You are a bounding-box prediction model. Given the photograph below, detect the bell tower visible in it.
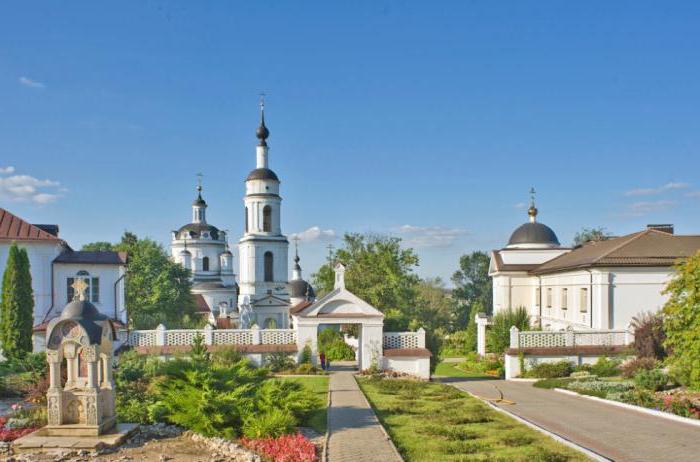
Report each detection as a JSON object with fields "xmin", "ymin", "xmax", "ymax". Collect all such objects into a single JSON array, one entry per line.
[{"xmin": 237, "ymin": 98, "xmax": 290, "ymax": 327}]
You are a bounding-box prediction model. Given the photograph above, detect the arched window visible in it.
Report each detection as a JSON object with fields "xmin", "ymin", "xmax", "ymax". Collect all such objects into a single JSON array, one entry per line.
[
  {"xmin": 263, "ymin": 205, "xmax": 272, "ymax": 232},
  {"xmin": 202, "ymin": 256, "xmax": 210, "ymax": 271},
  {"xmin": 245, "ymin": 206, "xmax": 249, "ymax": 233},
  {"xmin": 264, "ymin": 317, "xmax": 278, "ymax": 329},
  {"xmin": 264, "ymin": 251, "xmax": 274, "ymax": 282},
  {"xmin": 67, "ymin": 270, "xmax": 99, "ymax": 303}
]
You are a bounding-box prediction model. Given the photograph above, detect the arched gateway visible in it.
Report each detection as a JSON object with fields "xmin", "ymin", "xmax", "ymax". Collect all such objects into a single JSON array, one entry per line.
[{"xmin": 291, "ymin": 263, "xmax": 386, "ymax": 371}]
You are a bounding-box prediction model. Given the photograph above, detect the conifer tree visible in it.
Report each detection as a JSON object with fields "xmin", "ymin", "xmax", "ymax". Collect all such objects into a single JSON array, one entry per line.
[{"xmin": 0, "ymin": 243, "xmax": 35, "ymax": 358}]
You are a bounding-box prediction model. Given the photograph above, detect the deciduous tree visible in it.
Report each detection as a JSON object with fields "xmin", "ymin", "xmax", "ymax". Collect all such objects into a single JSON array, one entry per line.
[{"xmin": 451, "ymin": 251, "xmax": 492, "ymax": 327}]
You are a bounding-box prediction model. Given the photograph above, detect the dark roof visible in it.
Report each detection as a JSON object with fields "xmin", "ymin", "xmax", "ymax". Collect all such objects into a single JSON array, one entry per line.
[
  {"xmin": 51, "ymin": 300, "xmax": 112, "ymax": 344},
  {"xmin": 289, "ymin": 279, "xmax": 315, "ymax": 298},
  {"xmin": 193, "ymin": 280, "xmax": 231, "ymax": 290},
  {"xmin": 246, "ymin": 168, "xmax": 279, "ymax": 182},
  {"xmin": 290, "ymin": 300, "xmax": 313, "ymax": 315},
  {"xmin": 383, "ymin": 348, "xmax": 432, "ymax": 358},
  {"xmin": 54, "ymin": 250, "xmax": 127, "ymax": 265},
  {"xmin": 34, "ymin": 224, "xmax": 59, "ymax": 237},
  {"xmin": 508, "ymin": 222, "xmax": 560, "ymax": 247},
  {"xmin": 531, "ymin": 229, "xmax": 700, "ymax": 275},
  {"xmin": 0, "ymin": 208, "xmax": 61, "ymax": 242},
  {"xmin": 177, "ymin": 222, "xmax": 220, "ymax": 239}
]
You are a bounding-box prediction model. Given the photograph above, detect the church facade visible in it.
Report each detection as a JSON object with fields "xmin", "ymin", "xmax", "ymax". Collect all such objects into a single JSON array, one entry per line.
[{"xmin": 170, "ymin": 103, "xmax": 314, "ymax": 329}]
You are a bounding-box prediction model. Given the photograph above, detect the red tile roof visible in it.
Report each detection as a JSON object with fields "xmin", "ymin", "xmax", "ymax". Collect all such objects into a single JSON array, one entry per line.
[
  {"xmin": 194, "ymin": 294, "xmax": 211, "ymax": 313},
  {"xmin": 0, "ymin": 208, "xmax": 61, "ymax": 242}
]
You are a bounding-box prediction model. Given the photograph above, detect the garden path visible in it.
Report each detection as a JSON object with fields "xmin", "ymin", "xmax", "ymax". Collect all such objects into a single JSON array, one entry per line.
[
  {"xmin": 445, "ymin": 378, "xmax": 700, "ymax": 462},
  {"xmin": 326, "ymin": 362, "xmax": 402, "ymax": 462}
]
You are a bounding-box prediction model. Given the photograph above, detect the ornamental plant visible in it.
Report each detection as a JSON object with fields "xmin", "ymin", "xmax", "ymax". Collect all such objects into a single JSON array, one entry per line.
[
  {"xmin": 241, "ymin": 433, "xmax": 317, "ymax": 462},
  {"xmin": 662, "ymin": 251, "xmax": 700, "ymax": 389},
  {"xmin": 633, "ymin": 369, "xmax": 668, "ymax": 391},
  {"xmin": 0, "ymin": 244, "xmax": 34, "ymax": 358},
  {"xmin": 487, "ymin": 307, "xmax": 530, "ymax": 354}
]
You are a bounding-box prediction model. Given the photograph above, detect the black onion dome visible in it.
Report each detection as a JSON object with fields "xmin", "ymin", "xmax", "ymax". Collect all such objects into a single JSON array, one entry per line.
[
  {"xmin": 289, "ymin": 279, "xmax": 315, "ymax": 299},
  {"xmin": 507, "ymin": 222, "xmax": 560, "ymax": 247},
  {"xmin": 193, "ymin": 195, "xmax": 206, "ymax": 206},
  {"xmin": 177, "ymin": 223, "xmax": 220, "ymax": 240},
  {"xmin": 246, "ymin": 168, "xmax": 279, "ymax": 182},
  {"xmin": 256, "ymin": 123, "xmax": 269, "ymax": 144},
  {"xmin": 61, "ymin": 300, "xmax": 104, "ymax": 320},
  {"xmin": 221, "ymin": 250, "xmax": 233, "ymax": 256}
]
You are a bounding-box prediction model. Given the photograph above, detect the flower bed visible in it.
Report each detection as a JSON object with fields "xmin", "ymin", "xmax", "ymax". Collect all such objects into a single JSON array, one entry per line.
[
  {"xmin": 0, "ymin": 415, "xmax": 37, "ymax": 442},
  {"xmin": 241, "ymin": 433, "xmax": 317, "ymax": 462}
]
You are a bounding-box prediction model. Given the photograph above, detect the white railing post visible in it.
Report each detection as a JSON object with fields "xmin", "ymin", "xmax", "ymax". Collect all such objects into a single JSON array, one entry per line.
[
  {"xmin": 509, "ymin": 326, "xmax": 519, "ymax": 349},
  {"xmin": 203, "ymin": 324, "xmax": 213, "ymax": 346},
  {"xmin": 156, "ymin": 324, "xmax": 166, "ymax": 346},
  {"xmin": 476, "ymin": 314, "xmax": 489, "ymax": 356},
  {"xmin": 624, "ymin": 322, "xmax": 634, "ymax": 345},
  {"xmin": 251, "ymin": 325, "xmax": 261, "ymax": 345},
  {"xmin": 417, "ymin": 327, "xmax": 426, "ymax": 348},
  {"xmin": 566, "ymin": 326, "xmax": 575, "ymax": 347}
]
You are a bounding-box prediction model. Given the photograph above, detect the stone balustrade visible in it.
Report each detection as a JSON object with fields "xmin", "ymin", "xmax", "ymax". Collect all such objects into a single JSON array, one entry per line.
[
  {"xmin": 383, "ymin": 328, "xmax": 426, "ymax": 349},
  {"xmin": 509, "ymin": 325, "xmax": 633, "ymax": 349},
  {"xmin": 128, "ymin": 324, "xmax": 296, "ymax": 347}
]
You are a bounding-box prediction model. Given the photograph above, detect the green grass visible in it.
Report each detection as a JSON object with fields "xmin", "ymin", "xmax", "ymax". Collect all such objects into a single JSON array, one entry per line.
[
  {"xmin": 434, "ymin": 361, "xmax": 495, "ymax": 379},
  {"xmin": 277, "ymin": 376, "xmax": 329, "ymax": 434},
  {"xmin": 358, "ymin": 377, "xmax": 589, "ymax": 462}
]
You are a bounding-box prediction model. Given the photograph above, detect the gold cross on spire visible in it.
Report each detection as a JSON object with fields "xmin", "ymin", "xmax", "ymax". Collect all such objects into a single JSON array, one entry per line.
[{"xmin": 71, "ymin": 278, "xmax": 89, "ymax": 302}]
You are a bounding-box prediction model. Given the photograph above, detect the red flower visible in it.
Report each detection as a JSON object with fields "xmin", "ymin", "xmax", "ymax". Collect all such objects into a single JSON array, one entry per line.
[{"xmin": 241, "ymin": 433, "xmax": 317, "ymax": 462}]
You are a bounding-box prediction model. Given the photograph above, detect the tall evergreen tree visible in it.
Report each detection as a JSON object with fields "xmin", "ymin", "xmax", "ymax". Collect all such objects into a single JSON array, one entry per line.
[{"xmin": 0, "ymin": 243, "xmax": 34, "ymax": 358}]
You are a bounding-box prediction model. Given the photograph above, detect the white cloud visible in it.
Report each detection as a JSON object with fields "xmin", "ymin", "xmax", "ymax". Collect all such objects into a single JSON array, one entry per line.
[
  {"xmin": 394, "ymin": 224, "xmax": 468, "ymax": 248},
  {"xmin": 291, "ymin": 226, "xmax": 336, "ymax": 242},
  {"xmin": 0, "ymin": 173, "xmax": 62, "ymax": 204},
  {"xmin": 0, "ymin": 166, "xmax": 15, "ymax": 174},
  {"xmin": 624, "ymin": 182, "xmax": 689, "ymax": 197},
  {"xmin": 18, "ymin": 76, "xmax": 46, "ymax": 89},
  {"xmin": 514, "ymin": 202, "xmax": 527, "ymax": 209},
  {"xmin": 626, "ymin": 200, "xmax": 676, "ymax": 216},
  {"xmin": 685, "ymin": 191, "xmax": 700, "ymax": 198}
]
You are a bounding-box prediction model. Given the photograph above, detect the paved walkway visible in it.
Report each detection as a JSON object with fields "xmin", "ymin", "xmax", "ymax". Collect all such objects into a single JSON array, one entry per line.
[
  {"xmin": 443, "ymin": 378, "xmax": 700, "ymax": 462},
  {"xmin": 326, "ymin": 362, "xmax": 401, "ymax": 462}
]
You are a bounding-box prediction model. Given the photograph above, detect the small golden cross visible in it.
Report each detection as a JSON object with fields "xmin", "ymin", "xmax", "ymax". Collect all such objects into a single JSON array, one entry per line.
[{"xmin": 71, "ymin": 278, "xmax": 88, "ymax": 302}]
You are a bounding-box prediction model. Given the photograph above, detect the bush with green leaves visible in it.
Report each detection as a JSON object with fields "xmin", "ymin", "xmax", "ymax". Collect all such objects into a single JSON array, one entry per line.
[
  {"xmin": 265, "ymin": 352, "xmax": 295, "ymax": 372},
  {"xmin": 299, "ymin": 344, "xmax": 312, "ymax": 365},
  {"xmin": 630, "ymin": 311, "xmax": 667, "ymax": 359},
  {"xmin": 317, "ymin": 328, "xmax": 355, "ymax": 361},
  {"xmin": 620, "ymin": 357, "xmax": 658, "ymax": 378},
  {"xmin": 633, "ymin": 369, "xmax": 668, "ymax": 391},
  {"xmin": 566, "ymin": 379, "xmax": 634, "ymax": 398},
  {"xmin": 487, "ymin": 307, "xmax": 530, "ymax": 354},
  {"xmin": 662, "ymin": 252, "xmax": 700, "ymax": 389},
  {"xmin": 589, "ymin": 357, "xmax": 621, "ymax": 377},
  {"xmin": 523, "ymin": 361, "xmax": 572, "ymax": 379},
  {"xmin": 0, "ymin": 243, "xmax": 34, "ymax": 359}
]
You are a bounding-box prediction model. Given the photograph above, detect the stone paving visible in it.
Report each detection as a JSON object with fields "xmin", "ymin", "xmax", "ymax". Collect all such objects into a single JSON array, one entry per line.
[
  {"xmin": 445, "ymin": 378, "xmax": 700, "ymax": 462},
  {"xmin": 326, "ymin": 362, "xmax": 402, "ymax": 462}
]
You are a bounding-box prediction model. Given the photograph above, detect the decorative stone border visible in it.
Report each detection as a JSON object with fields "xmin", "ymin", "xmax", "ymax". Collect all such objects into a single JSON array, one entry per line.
[{"xmin": 554, "ymin": 388, "xmax": 700, "ymax": 428}]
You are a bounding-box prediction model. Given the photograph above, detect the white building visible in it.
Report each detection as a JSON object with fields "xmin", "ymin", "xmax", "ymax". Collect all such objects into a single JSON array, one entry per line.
[
  {"xmin": 237, "ymin": 104, "xmax": 294, "ymax": 329},
  {"xmin": 171, "ymin": 182, "xmax": 239, "ymax": 327},
  {"xmin": 490, "ymin": 195, "xmax": 700, "ymax": 330},
  {"xmin": 0, "ymin": 208, "xmax": 127, "ymax": 351}
]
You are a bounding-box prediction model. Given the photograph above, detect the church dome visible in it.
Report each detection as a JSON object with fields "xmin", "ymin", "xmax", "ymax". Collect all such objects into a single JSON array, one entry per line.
[
  {"xmin": 289, "ymin": 279, "xmax": 315, "ymax": 299},
  {"xmin": 61, "ymin": 300, "xmax": 104, "ymax": 321},
  {"xmin": 246, "ymin": 168, "xmax": 279, "ymax": 182},
  {"xmin": 177, "ymin": 223, "xmax": 220, "ymax": 240},
  {"xmin": 507, "ymin": 222, "xmax": 560, "ymax": 248}
]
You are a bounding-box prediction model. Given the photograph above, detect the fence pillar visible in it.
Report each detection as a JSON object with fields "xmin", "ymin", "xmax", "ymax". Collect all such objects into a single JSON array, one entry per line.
[
  {"xmin": 156, "ymin": 324, "xmax": 166, "ymax": 346},
  {"xmin": 624, "ymin": 322, "xmax": 634, "ymax": 345},
  {"xmin": 509, "ymin": 326, "xmax": 520, "ymax": 349},
  {"xmin": 251, "ymin": 325, "xmax": 261, "ymax": 345},
  {"xmin": 417, "ymin": 327, "xmax": 426, "ymax": 348},
  {"xmin": 476, "ymin": 314, "xmax": 489, "ymax": 356},
  {"xmin": 204, "ymin": 324, "xmax": 214, "ymax": 346},
  {"xmin": 566, "ymin": 326, "xmax": 575, "ymax": 347}
]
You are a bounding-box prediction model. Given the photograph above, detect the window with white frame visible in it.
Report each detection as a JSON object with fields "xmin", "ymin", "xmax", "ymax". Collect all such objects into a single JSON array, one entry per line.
[
  {"xmin": 67, "ymin": 270, "xmax": 99, "ymax": 303},
  {"xmin": 561, "ymin": 288, "xmax": 568, "ymax": 310},
  {"xmin": 546, "ymin": 288, "xmax": 552, "ymax": 308},
  {"xmin": 579, "ymin": 288, "xmax": 589, "ymax": 312},
  {"xmin": 535, "ymin": 287, "xmax": 541, "ymax": 306}
]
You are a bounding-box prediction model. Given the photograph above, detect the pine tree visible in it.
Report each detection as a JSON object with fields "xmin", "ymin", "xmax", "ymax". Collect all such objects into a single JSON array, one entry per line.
[{"xmin": 0, "ymin": 243, "xmax": 35, "ymax": 358}]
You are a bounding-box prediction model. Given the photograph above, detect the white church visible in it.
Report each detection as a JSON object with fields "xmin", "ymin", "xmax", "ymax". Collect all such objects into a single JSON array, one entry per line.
[
  {"xmin": 490, "ymin": 191, "xmax": 700, "ymax": 330},
  {"xmin": 171, "ymin": 103, "xmax": 315, "ymax": 329}
]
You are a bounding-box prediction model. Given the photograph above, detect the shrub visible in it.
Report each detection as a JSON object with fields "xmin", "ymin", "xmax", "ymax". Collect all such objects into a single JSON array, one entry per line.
[
  {"xmin": 620, "ymin": 357, "xmax": 658, "ymax": 378},
  {"xmin": 524, "ymin": 361, "xmax": 572, "ymax": 379},
  {"xmin": 533, "ymin": 378, "xmax": 574, "ymax": 389},
  {"xmin": 299, "ymin": 344, "xmax": 312, "ymax": 365},
  {"xmin": 634, "ymin": 369, "xmax": 668, "ymax": 391},
  {"xmin": 630, "ymin": 311, "xmax": 667, "ymax": 359},
  {"xmin": 487, "ymin": 307, "xmax": 530, "ymax": 354},
  {"xmin": 265, "ymin": 353, "xmax": 295, "ymax": 372},
  {"xmin": 317, "ymin": 329, "xmax": 355, "ymax": 361},
  {"xmin": 295, "ymin": 363, "xmax": 317, "ymax": 375},
  {"xmin": 241, "ymin": 433, "xmax": 316, "ymax": 462},
  {"xmin": 211, "ymin": 348, "xmax": 244, "ymax": 367},
  {"xmin": 589, "ymin": 357, "xmax": 621, "ymax": 377},
  {"xmin": 662, "ymin": 252, "xmax": 700, "ymax": 389},
  {"xmin": 566, "ymin": 380, "xmax": 634, "ymax": 398},
  {"xmin": 242, "ymin": 408, "xmax": 297, "ymax": 439}
]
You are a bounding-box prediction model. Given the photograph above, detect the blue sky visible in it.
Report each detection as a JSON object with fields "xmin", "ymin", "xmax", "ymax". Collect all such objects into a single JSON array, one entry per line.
[{"xmin": 1, "ymin": 1, "xmax": 699, "ymax": 284}]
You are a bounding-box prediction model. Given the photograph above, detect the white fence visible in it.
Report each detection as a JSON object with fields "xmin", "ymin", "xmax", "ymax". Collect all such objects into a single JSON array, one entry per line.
[
  {"xmin": 509, "ymin": 326, "xmax": 633, "ymax": 349},
  {"xmin": 383, "ymin": 328, "xmax": 426, "ymax": 349},
  {"xmin": 128, "ymin": 324, "xmax": 296, "ymax": 347}
]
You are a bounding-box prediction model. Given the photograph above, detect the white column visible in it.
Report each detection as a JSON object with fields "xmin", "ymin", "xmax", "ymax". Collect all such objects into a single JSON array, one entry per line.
[
  {"xmin": 509, "ymin": 326, "xmax": 520, "ymax": 349},
  {"xmin": 204, "ymin": 324, "xmax": 214, "ymax": 345},
  {"xmin": 416, "ymin": 327, "xmax": 426, "ymax": 348},
  {"xmin": 156, "ymin": 324, "xmax": 167, "ymax": 346},
  {"xmin": 251, "ymin": 325, "xmax": 261, "ymax": 345},
  {"xmin": 476, "ymin": 314, "xmax": 489, "ymax": 356}
]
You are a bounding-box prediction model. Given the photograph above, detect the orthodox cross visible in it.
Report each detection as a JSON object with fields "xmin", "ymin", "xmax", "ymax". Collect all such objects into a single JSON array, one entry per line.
[
  {"xmin": 292, "ymin": 235, "xmax": 300, "ymax": 257},
  {"xmin": 529, "ymin": 187, "xmax": 536, "ymax": 206},
  {"xmin": 326, "ymin": 243, "xmax": 335, "ymax": 261},
  {"xmin": 196, "ymin": 173, "xmax": 203, "ymax": 193},
  {"xmin": 259, "ymin": 92, "xmax": 266, "ymax": 111},
  {"xmin": 71, "ymin": 278, "xmax": 89, "ymax": 302}
]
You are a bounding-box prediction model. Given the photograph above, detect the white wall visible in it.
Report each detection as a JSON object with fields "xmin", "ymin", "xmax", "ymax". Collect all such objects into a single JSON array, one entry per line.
[
  {"xmin": 383, "ymin": 357, "xmax": 430, "ymax": 379},
  {"xmin": 53, "ymin": 263, "xmax": 127, "ymax": 322}
]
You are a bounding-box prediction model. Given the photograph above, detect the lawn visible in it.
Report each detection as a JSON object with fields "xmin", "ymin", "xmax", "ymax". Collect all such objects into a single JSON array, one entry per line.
[
  {"xmin": 276, "ymin": 376, "xmax": 329, "ymax": 434},
  {"xmin": 358, "ymin": 377, "xmax": 589, "ymax": 462},
  {"xmin": 434, "ymin": 361, "xmax": 496, "ymax": 379}
]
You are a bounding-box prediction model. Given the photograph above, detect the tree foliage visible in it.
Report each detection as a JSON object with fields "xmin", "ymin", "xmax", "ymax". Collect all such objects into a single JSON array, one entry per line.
[
  {"xmin": 487, "ymin": 307, "xmax": 530, "ymax": 354},
  {"xmin": 82, "ymin": 231, "xmax": 197, "ymax": 329},
  {"xmin": 0, "ymin": 243, "xmax": 34, "ymax": 358},
  {"xmin": 451, "ymin": 251, "xmax": 492, "ymax": 327},
  {"xmin": 312, "ymin": 233, "xmax": 420, "ymax": 330},
  {"xmin": 662, "ymin": 252, "xmax": 700, "ymax": 389},
  {"xmin": 630, "ymin": 311, "xmax": 667, "ymax": 360},
  {"xmin": 572, "ymin": 227, "xmax": 612, "ymax": 246}
]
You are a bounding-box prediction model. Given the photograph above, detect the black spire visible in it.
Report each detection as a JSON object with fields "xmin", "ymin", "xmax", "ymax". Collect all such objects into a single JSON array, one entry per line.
[{"xmin": 256, "ymin": 94, "xmax": 269, "ymax": 147}]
